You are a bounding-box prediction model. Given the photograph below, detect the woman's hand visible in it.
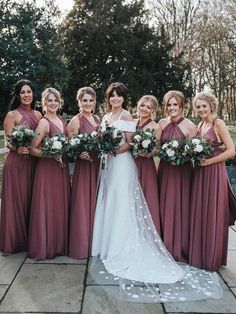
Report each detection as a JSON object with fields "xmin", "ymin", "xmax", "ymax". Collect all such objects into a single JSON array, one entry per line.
[
  {"xmin": 138, "ymin": 152, "xmax": 151, "ymax": 158},
  {"xmin": 79, "ymin": 151, "xmax": 91, "ymax": 160},
  {"xmin": 17, "ymin": 146, "xmax": 29, "ymax": 155}
]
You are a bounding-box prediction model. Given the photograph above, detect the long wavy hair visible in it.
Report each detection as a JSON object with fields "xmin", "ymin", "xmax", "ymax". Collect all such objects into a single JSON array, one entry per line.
[
  {"xmin": 105, "ymin": 82, "xmax": 129, "ymax": 112},
  {"xmin": 9, "ymin": 79, "xmax": 37, "ymax": 111}
]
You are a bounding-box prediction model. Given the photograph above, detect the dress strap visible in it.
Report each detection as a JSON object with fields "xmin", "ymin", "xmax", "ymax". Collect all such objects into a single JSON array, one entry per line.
[
  {"xmin": 118, "ymin": 110, "xmax": 125, "ymax": 121},
  {"xmin": 137, "ymin": 118, "xmax": 152, "ymax": 130},
  {"xmin": 170, "ymin": 116, "xmax": 185, "ymax": 125}
]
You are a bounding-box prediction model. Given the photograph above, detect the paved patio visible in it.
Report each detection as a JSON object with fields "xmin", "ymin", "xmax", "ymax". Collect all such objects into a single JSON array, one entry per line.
[{"xmin": 0, "ymin": 226, "xmax": 235, "ymax": 314}]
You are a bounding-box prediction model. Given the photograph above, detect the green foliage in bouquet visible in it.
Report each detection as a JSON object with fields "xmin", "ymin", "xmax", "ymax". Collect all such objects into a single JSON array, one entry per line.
[
  {"xmin": 130, "ymin": 128, "xmax": 158, "ymax": 158},
  {"xmin": 183, "ymin": 137, "xmax": 214, "ymax": 166},
  {"xmin": 41, "ymin": 134, "xmax": 67, "ymax": 166},
  {"xmin": 95, "ymin": 121, "xmax": 123, "ymax": 157},
  {"xmin": 7, "ymin": 125, "xmax": 37, "ymax": 149},
  {"xmin": 158, "ymin": 139, "xmax": 187, "ymax": 165},
  {"xmin": 64, "ymin": 133, "xmax": 96, "ymax": 162}
]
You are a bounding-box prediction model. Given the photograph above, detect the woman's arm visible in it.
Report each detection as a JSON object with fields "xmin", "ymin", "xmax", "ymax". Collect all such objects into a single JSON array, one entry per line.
[
  {"xmin": 29, "ymin": 119, "xmax": 49, "ymax": 157},
  {"xmin": 67, "ymin": 116, "xmax": 79, "ymax": 138},
  {"xmin": 201, "ymin": 119, "xmax": 235, "ymax": 166}
]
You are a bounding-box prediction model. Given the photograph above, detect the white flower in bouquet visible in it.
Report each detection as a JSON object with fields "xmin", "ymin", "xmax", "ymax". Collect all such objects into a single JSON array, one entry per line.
[
  {"xmin": 52, "ymin": 140, "xmax": 62, "ymax": 150},
  {"xmin": 52, "ymin": 136, "xmax": 58, "ymax": 141},
  {"xmin": 192, "ymin": 138, "xmax": 201, "ymax": 145},
  {"xmin": 91, "ymin": 131, "xmax": 98, "ymax": 137},
  {"xmin": 194, "ymin": 144, "xmax": 203, "ymax": 153},
  {"xmin": 162, "ymin": 143, "xmax": 169, "ymax": 149},
  {"xmin": 184, "ymin": 144, "xmax": 190, "ymax": 151},
  {"xmin": 172, "ymin": 140, "xmax": 179, "ymax": 148},
  {"xmin": 142, "ymin": 139, "xmax": 151, "ymax": 148},
  {"xmin": 166, "ymin": 148, "xmax": 175, "ymax": 157},
  {"xmin": 134, "ymin": 134, "xmax": 142, "ymax": 141},
  {"xmin": 69, "ymin": 138, "xmax": 80, "ymax": 146},
  {"xmin": 12, "ymin": 131, "xmax": 18, "ymax": 137}
]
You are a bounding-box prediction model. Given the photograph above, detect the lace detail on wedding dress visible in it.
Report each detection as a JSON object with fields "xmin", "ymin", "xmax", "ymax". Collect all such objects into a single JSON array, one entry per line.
[{"xmin": 90, "ymin": 118, "xmax": 223, "ymax": 303}]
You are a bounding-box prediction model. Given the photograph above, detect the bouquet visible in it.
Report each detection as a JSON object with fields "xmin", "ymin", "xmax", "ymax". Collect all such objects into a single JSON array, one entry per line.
[
  {"xmin": 7, "ymin": 125, "xmax": 38, "ymax": 157},
  {"xmin": 129, "ymin": 128, "xmax": 158, "ymax": 158},
  {"xmin": 95, "ymin": 120, "xmax": 123, "ymax": 169},
  {"xmin": 41, "ymin": 134, "xmax": 67, "ymax": 167},
  {"xmin": 64, "ymin": 132, "xmax": 96, "ymax": 162},
  {"xmin": 158, "ymin": 139, "xmax": 187, "ymax": 165},
  {"xmin": 183, "ymin": 137, "xmax": 214, "ymax": 166}
]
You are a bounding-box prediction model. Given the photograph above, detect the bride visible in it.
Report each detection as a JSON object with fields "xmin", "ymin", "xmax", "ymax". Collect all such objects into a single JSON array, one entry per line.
[{"xmin": 91, "ymin": 82, "xmax": 222, "ymax": 303}]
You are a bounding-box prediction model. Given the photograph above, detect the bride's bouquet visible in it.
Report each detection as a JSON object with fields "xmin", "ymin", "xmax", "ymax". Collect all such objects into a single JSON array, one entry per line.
[
  {"xmin": 41, "ymin": 134, "xmax": 67, "ymax": 167},
  {"xmin": 183, "ymin": 137, "xmax": 213, "ymax": 166},
  {"xmin": 7, "ymin": 125, "xmax": 38, "ymax": 156},
  {"xmin": 159, "ymin": 139, "xmax": 187, "ymax": 165},
  {"xmin": 95, "ymin": 120, "xmax": 123, "ymax": 169},
  {"xmin": 64, "ymin": 132, "xmax": 96, "ymax": 162},
  {"xmin": 129, "ymin": 128, "xmax": 158, "ymax": 158}
]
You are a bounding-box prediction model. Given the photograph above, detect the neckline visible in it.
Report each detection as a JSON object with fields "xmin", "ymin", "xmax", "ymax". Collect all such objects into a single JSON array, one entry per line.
[
  {"xmin": 79, "ymin": 113, "xmax": 98, "ymax": 128},
  {"xmin": 170, "ymin": 116, "xmax": 184, "ymax": 125},
  {"xmin": 137, "ymin": 118, "xmax": 152, "ymax": 129},
  {"xmin": 44, "ymin": 116, "xmax": 64, "ymax": 134}
]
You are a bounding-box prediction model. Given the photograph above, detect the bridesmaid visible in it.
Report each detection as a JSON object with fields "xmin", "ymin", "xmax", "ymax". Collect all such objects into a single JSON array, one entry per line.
[
  {"xmin": 67, "ymin": 87, "xmax": 100, "ymax": 259},
  {"xmin": 157, "ymin": 90, "xmax": 196, "ymax": 262},
  {"xmin": 134, "ymin": 95, "xmax": 161, "ymax": 232},
  {"xmin": 28, "ymin": 87, "xmax": 70, "ymax": 260},
  {"xmin": 189, "ymin": 91, "xmax": 236, "ymax": 271},
  {"xmin": 0, "ymin": 79, "xmax": 41, "ymax": 255}
]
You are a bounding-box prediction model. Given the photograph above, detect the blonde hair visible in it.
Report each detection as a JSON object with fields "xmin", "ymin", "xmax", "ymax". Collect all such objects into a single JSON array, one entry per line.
[
  {"xmin": 42, "ymin": 87, "xmax": 62, "ymax": 112},
  {"xmin": 163, "ymin": 90, "xmax": 185, "ymax": 116},
  {"xmin": 137, "ymin": 95, "xmax": 159, "ymax": 120},
  {"xmin": 76, "ymin": 87, "xmax": 96, "ymax": 110},
  {"xmin": 192, "ymin": 91, "xmax": 218, "ymax": 113}
]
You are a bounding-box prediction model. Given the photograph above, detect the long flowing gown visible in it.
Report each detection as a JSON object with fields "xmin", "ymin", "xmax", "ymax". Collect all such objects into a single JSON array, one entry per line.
[
  {"xmin": 189, "ymin": 118, "xmax": 236, "ymax": 271},
  {"xmin": 134, "ymin": 118, "xmax": 161, "ymax": 232},
  {"xmin": 69, "ymin": 114, "xmax": 100, "ymax": 259},
  {"xmin": 0, "ymin": 105, "xmax": 39, "ymax": 254},
  {"xmin": 157, "ymin": 117, "xmax": 192, "ymax": 263},
  {"xmin": 90, "ymin": 115, "xmax": 222, "ymax": 303},
  {"xmin": 28, "ymin": 118, "xmax": 70, "ymax": 260}
]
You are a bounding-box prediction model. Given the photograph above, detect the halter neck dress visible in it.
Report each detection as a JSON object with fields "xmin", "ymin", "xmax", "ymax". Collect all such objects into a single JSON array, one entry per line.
[
  {"xmin": 0, "ymin": 105, "xmax": 39, "ymax": 254},
  {"xmin": 157, "ymin": 117, "xmax": 193, "ymax": 263}
]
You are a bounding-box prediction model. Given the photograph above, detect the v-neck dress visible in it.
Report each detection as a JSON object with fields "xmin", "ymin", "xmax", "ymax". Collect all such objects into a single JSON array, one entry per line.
[{"xmin": 28, "ymin": 117, "xmax": 70, "ymax": 260}]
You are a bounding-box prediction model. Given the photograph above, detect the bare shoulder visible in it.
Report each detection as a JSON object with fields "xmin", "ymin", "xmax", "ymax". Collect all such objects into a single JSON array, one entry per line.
[
  {"xmin": 149, "ymin": 120, "xmax": 161, "ymax": 131},
  {"xmin": 215, "ymin": 118, "xmax": 226, "ymax": 127},
  {"xmin": 184, "ymin": 117, "xmax": 197, "ymax": 129},
  {"xmin": 121, "ymin": 110, "xmax": 133, "ymax": 121},
  {"xmin": 158, "ymin": 117, "xmax": 169, "ymax": 129},
  {"xmin": 4, "ymin": 110, "xmax": 19, "ymax": 121},
  {"xmin": 38, "ymin": 117, "xmax": 49, "ymax": 128},
  {"xmin": 34, "ymin": 110, "xmax": 42, "ymax": 120}
]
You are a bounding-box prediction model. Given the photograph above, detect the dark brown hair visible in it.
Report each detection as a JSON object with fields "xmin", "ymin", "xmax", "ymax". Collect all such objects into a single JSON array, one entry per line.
[{"xmin": 105, "ymin": 82, "xmax": 129, "ymax": 111}]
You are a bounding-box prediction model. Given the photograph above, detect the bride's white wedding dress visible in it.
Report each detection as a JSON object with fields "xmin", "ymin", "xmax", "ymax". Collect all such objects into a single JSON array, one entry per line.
[{"xmin": 91, "ymin": 113, "xmax": 222, "ymax": 303}]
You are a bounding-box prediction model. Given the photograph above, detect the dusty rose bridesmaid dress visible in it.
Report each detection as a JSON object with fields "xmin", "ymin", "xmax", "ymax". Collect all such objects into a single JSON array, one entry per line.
[
  {"xmin": 189, "ymin": 118, "xmax": 236, "ymax": 271},
  {"xmin": 28, "ymin": 117, "xmax": 70, "ymax": 260},
  {"xmin": 134, "ymin": 118, "xmax": 161, "ymax": 232},
  {"xmin": 0, "ymin": 105, "xmax": 39, "ymax": 254},
  {"xmin": 68, "ymin": 114, "xmax": 100, "ymax": 259},
  {"xmin": 157, "ymin": 117, "xmax": 193, "ymax": 263}
]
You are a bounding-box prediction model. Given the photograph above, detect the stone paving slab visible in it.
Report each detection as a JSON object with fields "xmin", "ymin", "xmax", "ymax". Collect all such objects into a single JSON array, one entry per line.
[
  {"xmin": 82, "ymin": 286, "xmax": 164, "ymax": 314},
  {"xmin": 163, "ymin": 277, "xmax": 236, "ymax": 313},
  {"xmin": 25, "ymin": 255, "xmax": 87, "ymax": 265},
  {"xmin": 0, "ymin": 264, "xmax": 86, "ymax": 313},
  {"xmin": 228, "ymin": 227, "xmax": 236, "ymax": 250},
  {"xmin": 0, "ymin": 252, "xmax": 26, "ymax": 284},
  {"xmin": 219, "ymin": 250, "xmax": 236, "ymax": 286}
]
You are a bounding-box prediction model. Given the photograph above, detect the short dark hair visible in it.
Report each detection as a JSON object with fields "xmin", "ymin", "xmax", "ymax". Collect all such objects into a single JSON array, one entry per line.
[{"xmin": 105, "ymin": 82, "xmax": 129, "ymax": 111}]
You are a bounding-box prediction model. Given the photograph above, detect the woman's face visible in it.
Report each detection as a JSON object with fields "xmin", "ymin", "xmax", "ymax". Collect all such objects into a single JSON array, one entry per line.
[
  {"xmin": 195, "ymin": 99, "xmax": 212, "ymax": 119},
  {"xmin": 109, "ymin": 90, "xmax": 124, "ymax": 110},
  {"xmin": 79, "ymin": 93, "xmax": 95, "ymax": 113},
  {"xmin": 138, "ymin": 100, "xmax": 153, "ymax": 119},
  {"xmin": 19, "ymin": 85, "xmax": 33, "ymax": 106},
  {"xmin": 44, "ymin": 93, "xmax": 60, "ymax": 113},
  {"xmin": 166, "ymin": 97, "xmax": 182, "ymax": 118}
]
